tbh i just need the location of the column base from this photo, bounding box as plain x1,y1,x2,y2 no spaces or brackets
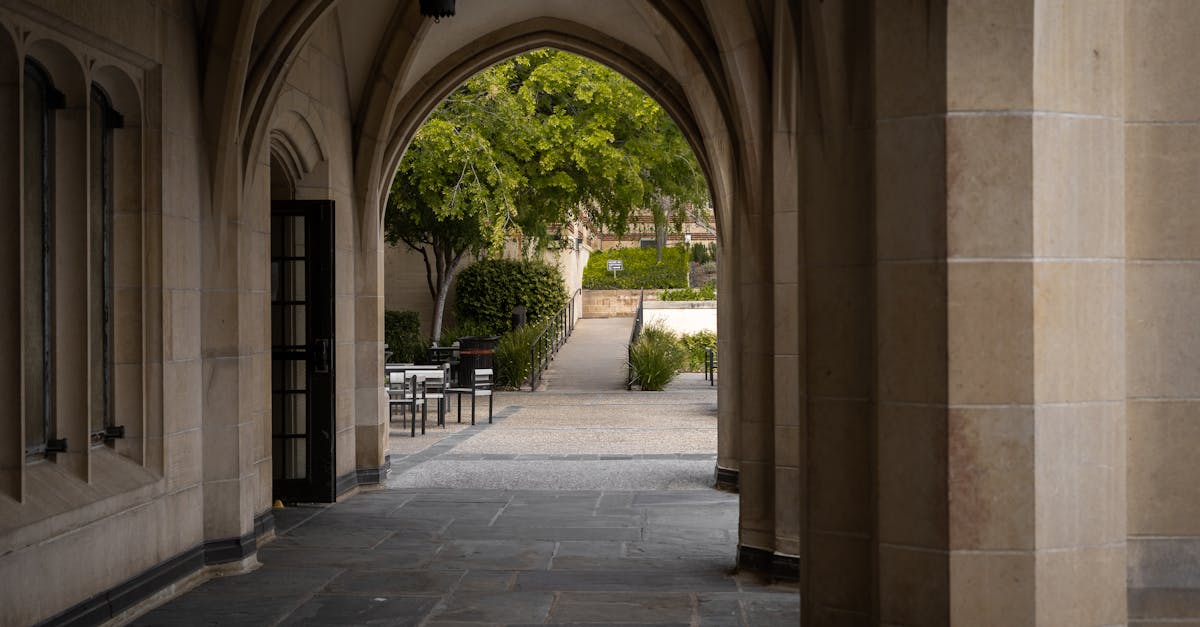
738,545,800,581
336,454,392,497
714,464,739,491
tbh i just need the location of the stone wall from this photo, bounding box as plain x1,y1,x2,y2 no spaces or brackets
582,289,663,318
643,301,717,335
0,3,206,624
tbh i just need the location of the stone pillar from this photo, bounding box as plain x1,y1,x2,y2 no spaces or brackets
200,152,258,557
715,242,738,486
1125,0,1200,607
794,0,877,621
732,189,776,556
769,0,802,569
874,1,951,623
875,2,1126,624
354,197,388,481
722,18,779,566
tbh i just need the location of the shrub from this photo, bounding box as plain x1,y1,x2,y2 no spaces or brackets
660,283,716,301
436,319,493,347
455,258,567,335
384,310,428,363
639,320,677,345
679,330,717,372
690,242,711,264
493,322,546,389
628,321,686,390
583,246,688,289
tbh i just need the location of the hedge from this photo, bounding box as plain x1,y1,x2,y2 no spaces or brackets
582,246,688,289
455,258,567,335
384,310,428,363
660,283,716,301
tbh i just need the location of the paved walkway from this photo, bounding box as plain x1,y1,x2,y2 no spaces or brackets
539,318,634,391
133,486,800,626
387,379,718,491
132,329,799,626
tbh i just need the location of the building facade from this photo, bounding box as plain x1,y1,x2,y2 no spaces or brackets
0,1,1195,625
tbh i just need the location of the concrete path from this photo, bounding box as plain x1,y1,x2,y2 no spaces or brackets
539,317,634,391
387,382,718,491
129,345,801,626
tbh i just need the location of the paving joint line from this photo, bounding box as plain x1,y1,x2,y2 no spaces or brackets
389,405,523,473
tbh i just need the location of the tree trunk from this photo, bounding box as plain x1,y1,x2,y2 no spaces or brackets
430,252,466,345
431,277,449,347
654,194,671,262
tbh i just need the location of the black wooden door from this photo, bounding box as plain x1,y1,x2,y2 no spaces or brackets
270,200,335,503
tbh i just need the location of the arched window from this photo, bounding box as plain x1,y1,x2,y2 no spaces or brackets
23,59,62,456
90,84,120,439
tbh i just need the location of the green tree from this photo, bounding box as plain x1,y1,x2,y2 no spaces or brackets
511,51,708,259
385,49,709,341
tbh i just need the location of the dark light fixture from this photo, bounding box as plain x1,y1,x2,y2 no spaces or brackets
420,0,455,22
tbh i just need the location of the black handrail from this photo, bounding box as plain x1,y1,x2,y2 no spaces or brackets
626,288,645,389
528,288,582,390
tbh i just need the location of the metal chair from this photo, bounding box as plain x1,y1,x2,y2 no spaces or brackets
448,367,493,425
387,372,426,437
413,366,449,428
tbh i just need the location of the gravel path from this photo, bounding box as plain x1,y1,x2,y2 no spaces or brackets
388,350,719,490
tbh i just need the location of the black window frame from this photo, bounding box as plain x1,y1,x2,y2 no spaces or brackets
89,84,122,443
23,58,64,458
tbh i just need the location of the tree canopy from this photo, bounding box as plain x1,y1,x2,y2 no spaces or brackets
385,48,710,342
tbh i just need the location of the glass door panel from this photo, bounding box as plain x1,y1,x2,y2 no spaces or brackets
270,201,335,502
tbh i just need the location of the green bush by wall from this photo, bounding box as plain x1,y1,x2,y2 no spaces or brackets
679,330,717,371
384,310,428,363
582,246,688,289
455,258,567,335
690,242,717,264
660,284,716,301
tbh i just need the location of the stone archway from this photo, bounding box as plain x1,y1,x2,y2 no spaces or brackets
345,4,785,578
197,0,795,594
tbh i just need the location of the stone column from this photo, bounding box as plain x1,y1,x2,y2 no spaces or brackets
200,152,258,558
874,1,951,623
795,0,877,621
876,2,1126,624
769,0,803,569
354,197,388,481
1125,0,1200,609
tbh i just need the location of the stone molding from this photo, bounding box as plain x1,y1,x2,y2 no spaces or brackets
336,455,392,498
737,545,800,582
35,508,279,626
714,464,739,492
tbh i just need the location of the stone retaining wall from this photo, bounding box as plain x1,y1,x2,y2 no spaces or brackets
582,289,663,317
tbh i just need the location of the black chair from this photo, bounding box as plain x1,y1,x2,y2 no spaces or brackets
447,368,493,425
387,372,426,437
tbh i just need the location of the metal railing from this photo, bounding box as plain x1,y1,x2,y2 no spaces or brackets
704,347,717,386
626,288,645,389
528,288,582,390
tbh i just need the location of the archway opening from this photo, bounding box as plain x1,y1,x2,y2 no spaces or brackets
379,47,721,495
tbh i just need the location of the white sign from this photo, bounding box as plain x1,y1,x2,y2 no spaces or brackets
606,259,623,271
